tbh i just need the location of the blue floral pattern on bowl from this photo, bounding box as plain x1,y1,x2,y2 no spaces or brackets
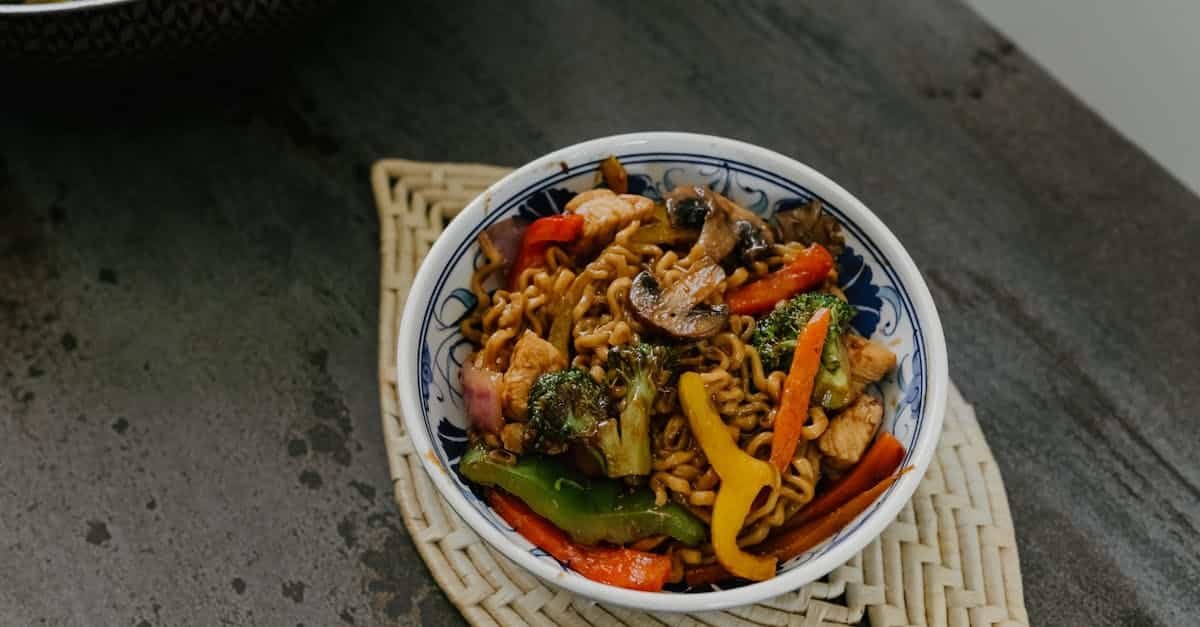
412,152,929,594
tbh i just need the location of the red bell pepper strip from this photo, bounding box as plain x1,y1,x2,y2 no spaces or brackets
488,490,673,592
685,466,910,586
727,244,834,315
768,308,830,471
507,214,584,291
787,431,906,528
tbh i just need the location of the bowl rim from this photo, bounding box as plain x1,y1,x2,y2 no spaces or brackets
0,0,136,15
397,131,948,613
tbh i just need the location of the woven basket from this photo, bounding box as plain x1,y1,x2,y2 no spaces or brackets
372,159,1029,627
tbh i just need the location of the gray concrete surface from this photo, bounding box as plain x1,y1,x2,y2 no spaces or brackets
1,1,1197,625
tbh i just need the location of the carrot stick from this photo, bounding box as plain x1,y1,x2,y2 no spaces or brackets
757,467,911,558
683,561,727,586
769,308,831,471
685,467,911,587
487,490,672,591
787,431,905,528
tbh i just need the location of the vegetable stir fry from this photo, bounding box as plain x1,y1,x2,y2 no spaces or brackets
459,156,904,589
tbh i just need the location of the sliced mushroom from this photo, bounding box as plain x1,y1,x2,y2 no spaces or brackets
628,265,728,339
666,185,774,263
664,186,713,228
772,199,844,255
713,192,772,238
694,200,737,262
733,219,771,263
665,186,737,262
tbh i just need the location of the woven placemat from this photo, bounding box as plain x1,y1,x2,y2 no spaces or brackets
372,159,1030,627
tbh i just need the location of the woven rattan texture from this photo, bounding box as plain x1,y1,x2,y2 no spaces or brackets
372,159,1029,627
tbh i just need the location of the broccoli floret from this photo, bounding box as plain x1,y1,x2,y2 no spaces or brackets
751,293,858,410
603,343,675,478
524,347,675,479
526,368,610,457
752,293,855,370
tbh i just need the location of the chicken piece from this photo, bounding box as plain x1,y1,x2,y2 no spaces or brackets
565,189,655,252
817,394,883,471
846,335,897,399
502,330,567,420
564,188,615,212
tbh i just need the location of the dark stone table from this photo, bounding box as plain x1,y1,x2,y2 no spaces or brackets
2,1,1197,625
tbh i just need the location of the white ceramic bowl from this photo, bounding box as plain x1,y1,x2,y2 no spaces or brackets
397,132,948,613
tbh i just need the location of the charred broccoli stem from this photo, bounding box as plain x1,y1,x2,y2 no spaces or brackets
603,344,675,478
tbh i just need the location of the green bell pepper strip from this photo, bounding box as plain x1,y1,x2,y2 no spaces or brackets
460,443,706,546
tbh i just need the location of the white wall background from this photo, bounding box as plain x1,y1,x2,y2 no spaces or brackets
967,0,1200,194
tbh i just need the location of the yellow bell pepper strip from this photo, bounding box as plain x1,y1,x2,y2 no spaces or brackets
548,276,587,357
599,155,629,194
684,466,912,586
630,204,699,247
678,372,779,582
